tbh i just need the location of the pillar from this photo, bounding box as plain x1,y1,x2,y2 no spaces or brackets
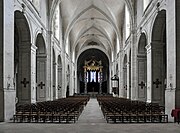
146,43,152,103
165,0,178,122
127,62,131,99
53,62,58,99
99,68,103,94
84,68,87,93
131,32,138,100
0,0,16,121
30,44,37,103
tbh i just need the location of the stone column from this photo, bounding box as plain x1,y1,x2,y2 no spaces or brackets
46,32,52,101
131,32,138,100
0,0,16,121
84,68,87,94
126,62,131,99
30,44,37,103
99,69,102,94
53,62,58,99
61,53,66,98
165,0,177,122
146,44,152,103
74,70,78,94
69,64,74,96
119,53,124,97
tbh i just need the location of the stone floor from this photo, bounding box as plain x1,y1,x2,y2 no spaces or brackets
0,98,179,133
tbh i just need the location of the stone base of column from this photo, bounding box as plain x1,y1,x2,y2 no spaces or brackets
0,89,16,122
165,89,176,122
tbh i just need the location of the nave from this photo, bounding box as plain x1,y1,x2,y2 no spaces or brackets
0,97,179,133
1,0,180,123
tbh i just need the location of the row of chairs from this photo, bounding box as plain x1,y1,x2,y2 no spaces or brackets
13,96,90,123
97,96,168,123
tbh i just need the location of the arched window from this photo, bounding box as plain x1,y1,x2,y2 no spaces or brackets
90,71,96,82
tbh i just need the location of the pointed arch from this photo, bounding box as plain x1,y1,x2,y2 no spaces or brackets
150,10,166,105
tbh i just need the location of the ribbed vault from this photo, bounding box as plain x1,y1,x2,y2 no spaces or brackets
49,0,133,62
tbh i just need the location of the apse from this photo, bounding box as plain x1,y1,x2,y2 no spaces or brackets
77,48,109,94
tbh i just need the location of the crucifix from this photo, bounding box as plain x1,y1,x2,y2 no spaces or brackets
38,82,45,89
138,81,145,89
153,79,162,88
21,78,29,88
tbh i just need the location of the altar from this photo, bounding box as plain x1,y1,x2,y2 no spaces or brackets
88,92,98,98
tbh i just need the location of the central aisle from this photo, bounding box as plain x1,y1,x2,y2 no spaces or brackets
77,98,106,124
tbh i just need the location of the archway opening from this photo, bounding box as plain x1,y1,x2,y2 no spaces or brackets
14,11,31,105
77,49,109,95
151,10,166,106
36,34,47,102
137,33,147,101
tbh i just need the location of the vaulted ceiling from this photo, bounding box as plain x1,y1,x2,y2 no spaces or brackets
50,0,133,61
